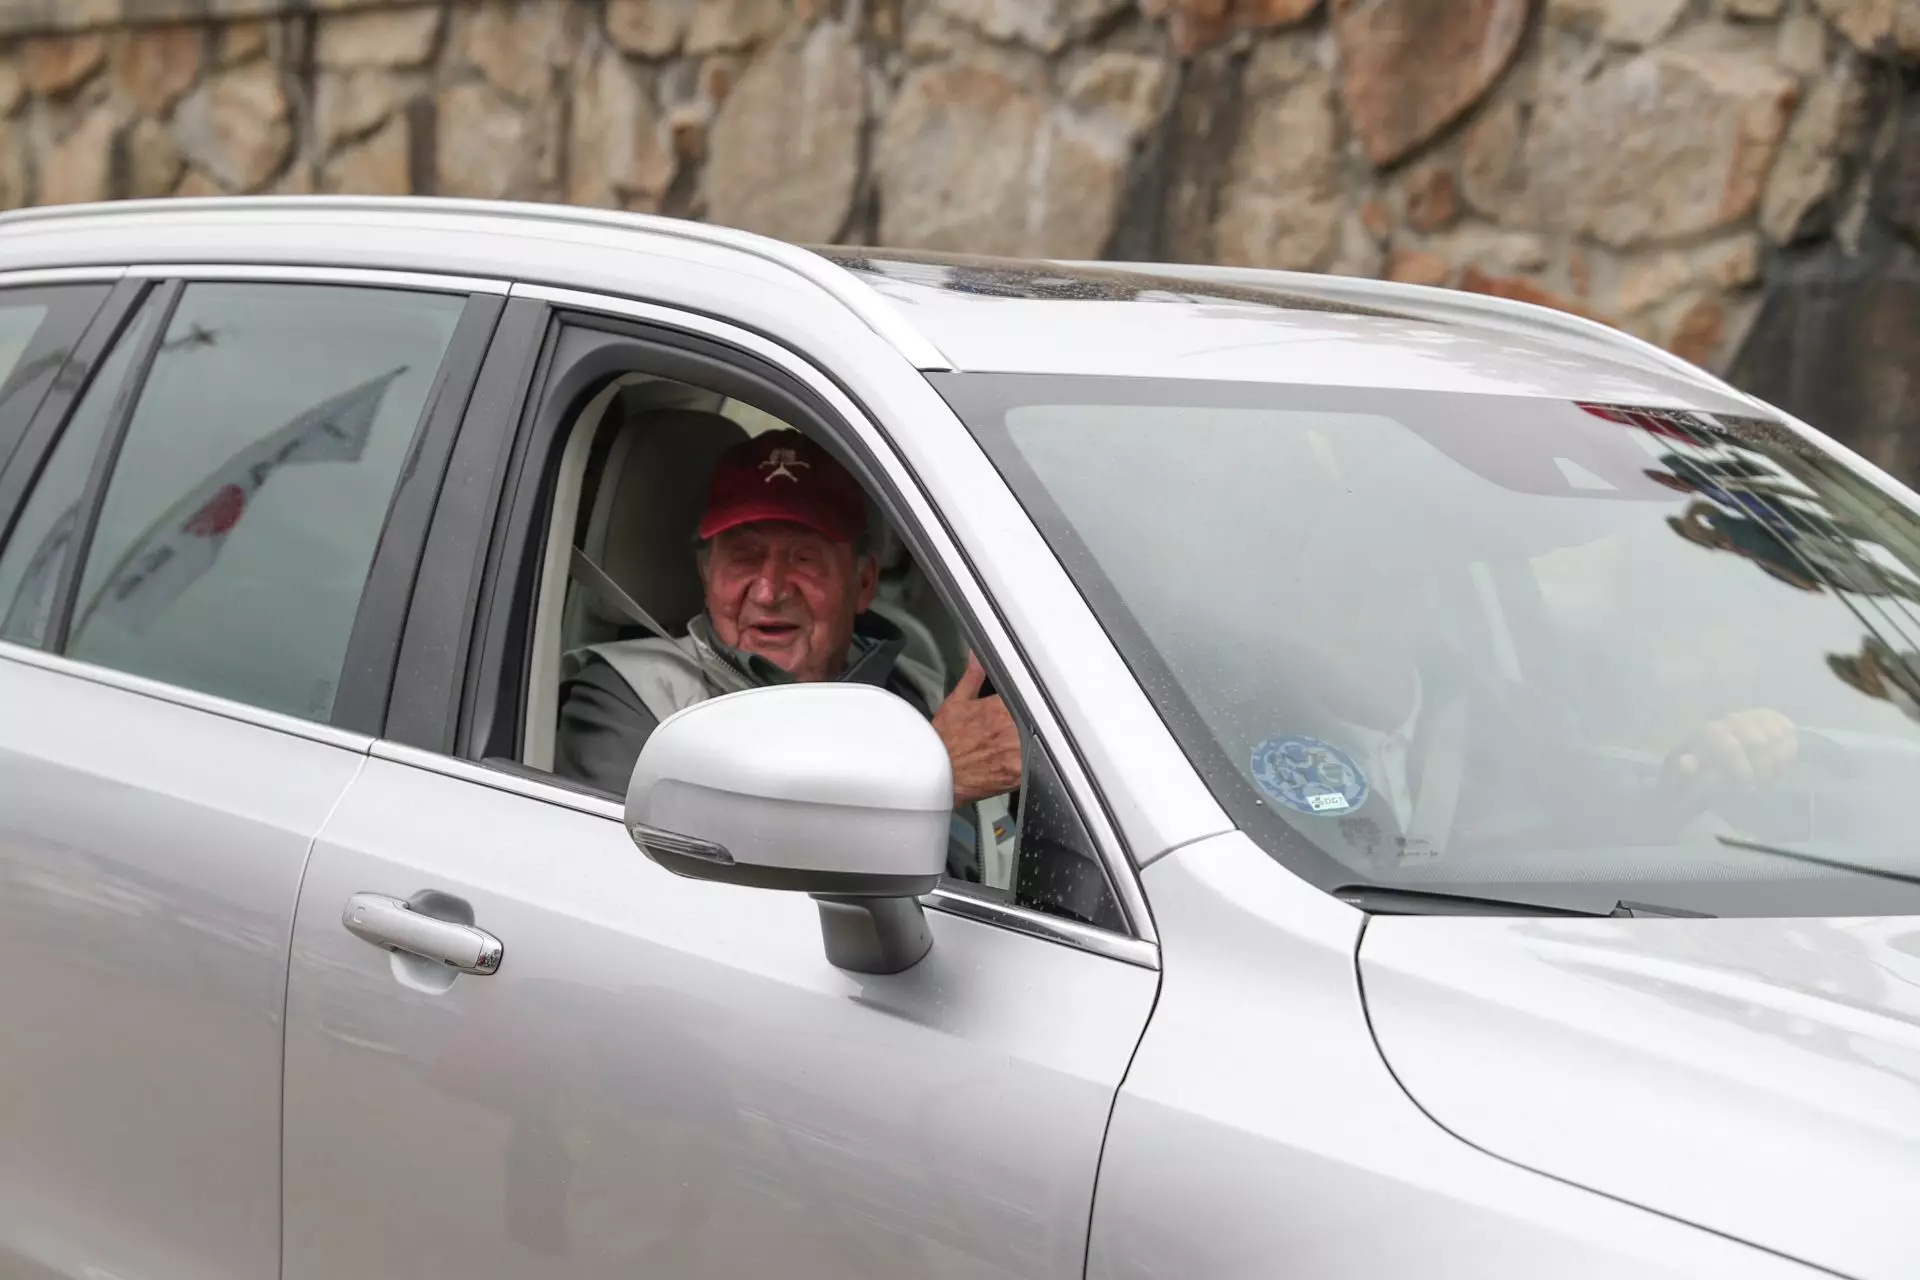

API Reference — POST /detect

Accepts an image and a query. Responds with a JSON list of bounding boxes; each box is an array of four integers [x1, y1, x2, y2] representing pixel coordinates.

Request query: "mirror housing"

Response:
[[626, 683, 953, 972]]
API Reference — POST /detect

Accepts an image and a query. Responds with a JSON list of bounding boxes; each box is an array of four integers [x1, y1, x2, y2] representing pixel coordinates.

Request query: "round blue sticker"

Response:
[[1250, 735, 1369, 817]]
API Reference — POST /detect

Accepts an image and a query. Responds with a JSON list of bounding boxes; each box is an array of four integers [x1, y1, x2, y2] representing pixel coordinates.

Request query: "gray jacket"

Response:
[[554, 614, 1013, 883]]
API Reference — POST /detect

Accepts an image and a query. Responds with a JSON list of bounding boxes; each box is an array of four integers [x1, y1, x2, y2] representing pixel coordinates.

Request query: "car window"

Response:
[[0, 281, 116, 478], [0, 301, 48, 386], [940, 373, 1920, 920], [62, 282, 465, 721], [0, 293, 163, 647], [531, 367, 1126, 930]]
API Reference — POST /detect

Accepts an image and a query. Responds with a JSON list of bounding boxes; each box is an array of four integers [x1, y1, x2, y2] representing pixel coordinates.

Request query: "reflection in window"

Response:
[[0, 297, 161, 647], [0, 300, 49, 394], [65, 283, 464, 721]]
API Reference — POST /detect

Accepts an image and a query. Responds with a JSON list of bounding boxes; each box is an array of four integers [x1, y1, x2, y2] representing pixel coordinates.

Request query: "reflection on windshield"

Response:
[[940, 375, 1920, 918], [1590, 403, 1920, 727]]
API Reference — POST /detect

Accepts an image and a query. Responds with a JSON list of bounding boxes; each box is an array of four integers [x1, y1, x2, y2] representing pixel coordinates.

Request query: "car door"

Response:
[[277, 291, 1161, 1280], [0, 268, 496, 1280]]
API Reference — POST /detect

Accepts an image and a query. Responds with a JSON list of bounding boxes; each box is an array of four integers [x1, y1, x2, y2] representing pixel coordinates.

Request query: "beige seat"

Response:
[[566, 402, 748, 655]]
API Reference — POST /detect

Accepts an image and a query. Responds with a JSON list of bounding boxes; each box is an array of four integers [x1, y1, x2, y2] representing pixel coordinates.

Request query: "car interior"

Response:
[[522, 373, 971, 772]]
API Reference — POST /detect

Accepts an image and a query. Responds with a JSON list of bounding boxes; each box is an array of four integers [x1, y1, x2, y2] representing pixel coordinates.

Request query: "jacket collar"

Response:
[[685, 612, 908, 695]]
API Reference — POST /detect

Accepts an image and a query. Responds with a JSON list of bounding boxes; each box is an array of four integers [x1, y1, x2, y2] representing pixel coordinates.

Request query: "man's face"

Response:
[[702, 521, 877, 682]]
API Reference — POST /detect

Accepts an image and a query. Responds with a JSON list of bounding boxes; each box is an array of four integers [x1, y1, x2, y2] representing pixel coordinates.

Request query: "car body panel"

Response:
[[282, 753, 1157, 1280], [0, 644, 365, 1280], [1361, 913, 1920, 1280], [817, 251, 1749, 407], [1089, 831, 1823, 1280]]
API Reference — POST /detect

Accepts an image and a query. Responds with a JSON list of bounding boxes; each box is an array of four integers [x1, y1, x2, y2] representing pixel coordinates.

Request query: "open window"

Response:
[[522, 374, 967, 777], [466, 311, 1128, 933]]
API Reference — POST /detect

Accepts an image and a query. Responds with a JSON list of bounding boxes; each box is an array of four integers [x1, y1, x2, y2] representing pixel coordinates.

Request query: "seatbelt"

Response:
[[569, 547, 676, 646]]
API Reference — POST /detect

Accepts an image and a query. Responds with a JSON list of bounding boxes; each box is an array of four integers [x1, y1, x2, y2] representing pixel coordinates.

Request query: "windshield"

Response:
[[936, 373, 1920, 918]]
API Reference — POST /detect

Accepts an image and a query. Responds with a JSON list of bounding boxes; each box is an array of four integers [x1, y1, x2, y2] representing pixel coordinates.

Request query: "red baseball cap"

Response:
[[697, 432, 868, 544]]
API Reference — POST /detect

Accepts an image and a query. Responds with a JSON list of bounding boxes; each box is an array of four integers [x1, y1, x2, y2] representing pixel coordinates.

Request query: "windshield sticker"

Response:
[[1250, 735, 1369, 817]]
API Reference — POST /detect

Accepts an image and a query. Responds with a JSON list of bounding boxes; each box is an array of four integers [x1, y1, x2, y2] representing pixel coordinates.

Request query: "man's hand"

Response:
[[1663, 708, 1798, 795], [933, 654, 1024, 807]]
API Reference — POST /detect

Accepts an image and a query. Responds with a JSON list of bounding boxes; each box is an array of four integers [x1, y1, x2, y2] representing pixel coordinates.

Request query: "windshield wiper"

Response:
[[1335, 885, 1711, 919], [1717, 836, 1920, 888]]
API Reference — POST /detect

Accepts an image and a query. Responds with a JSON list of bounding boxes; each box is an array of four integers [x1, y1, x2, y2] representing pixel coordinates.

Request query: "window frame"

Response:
[[0, 266, 504, 740], [386, 285, 1157, 967], [0, 274, 139, 534]]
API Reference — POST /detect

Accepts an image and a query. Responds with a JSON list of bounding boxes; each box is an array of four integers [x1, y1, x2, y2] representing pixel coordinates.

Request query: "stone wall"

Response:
[[0, 0, 1914, 473]]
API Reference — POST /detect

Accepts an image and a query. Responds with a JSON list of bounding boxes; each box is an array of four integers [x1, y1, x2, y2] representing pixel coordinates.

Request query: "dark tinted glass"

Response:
[[65, 283, 464, 721], [0, 301, 49, 385], [0, 294, 160, 646], [942, 373, 1920, 918], [0, 283, 112, 477]]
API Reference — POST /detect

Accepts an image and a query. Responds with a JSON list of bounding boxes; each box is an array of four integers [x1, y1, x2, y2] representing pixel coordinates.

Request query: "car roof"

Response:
[[0, 196, 1751, 412], [811, 247, 1751, 410]]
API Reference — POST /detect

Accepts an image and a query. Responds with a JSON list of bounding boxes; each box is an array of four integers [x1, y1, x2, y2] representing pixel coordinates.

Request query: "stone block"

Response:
[[112, 23, 202, 115], [1064, 52, 1171, 133], [23, 34, 106, 97], [1761, 64, 1869, 243], [126, 115, 185, 197], [460, 0, 582, 101], [1402, 163, 1458, 233], [1667, 293, 1728, 364], [1809, 0, 1920, 60], [876, 57, 1133, 257], [1698, 231, 1764, 287], [173, 166, 223, 198], [0, 59, 23, 117], [1464, 47, 1798, 247], [318, 6, 444, 69], [0, 123, 25, 209], [323, 112, 410, 193], [316, 68, 415, 152], [1213, 35, 1344, 270], [1548, 0, 1690, 46], [607, 0, 689, 56], [172, 61, 291, 192], [438, 78, 556, 200], [219, 20, 272, 66], [703, 22, 864, 242], [1335, 0, 1529, 167], [39, 105, 116, 204], [687, 0, 789, 53], [1387, 246, 1451, 285], [1615, 250, 1694, 313], [934, 0, 1131, 54], [565, 46, 674, 209]]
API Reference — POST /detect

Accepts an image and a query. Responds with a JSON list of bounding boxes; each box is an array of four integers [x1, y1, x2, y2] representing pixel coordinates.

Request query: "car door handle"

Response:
[[341, 893, 503, 976]]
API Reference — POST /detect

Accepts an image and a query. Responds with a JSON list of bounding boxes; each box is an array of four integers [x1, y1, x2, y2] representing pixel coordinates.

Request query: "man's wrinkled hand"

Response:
[[933, 654, 1024, 807], [1664, 708, 1798, 794]]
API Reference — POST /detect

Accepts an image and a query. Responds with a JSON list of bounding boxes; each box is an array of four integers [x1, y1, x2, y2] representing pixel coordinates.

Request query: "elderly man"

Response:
[[555, 431, 1024, 872]]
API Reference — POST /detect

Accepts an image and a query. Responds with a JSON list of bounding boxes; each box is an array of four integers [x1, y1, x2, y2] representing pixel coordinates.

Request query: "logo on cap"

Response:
[[760, 448, 810, 484]]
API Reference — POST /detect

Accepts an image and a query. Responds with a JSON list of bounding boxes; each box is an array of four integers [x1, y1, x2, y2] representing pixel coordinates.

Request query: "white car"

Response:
[[0, 196, 1912, 1280]]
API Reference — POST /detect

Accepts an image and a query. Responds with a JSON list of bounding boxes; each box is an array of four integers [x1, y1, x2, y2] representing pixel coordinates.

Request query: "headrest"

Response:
[[590, 406, 749, 636]]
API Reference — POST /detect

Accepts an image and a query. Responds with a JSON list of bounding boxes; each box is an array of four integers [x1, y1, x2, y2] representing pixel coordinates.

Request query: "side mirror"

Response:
[[625, 682, 953, 973]]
